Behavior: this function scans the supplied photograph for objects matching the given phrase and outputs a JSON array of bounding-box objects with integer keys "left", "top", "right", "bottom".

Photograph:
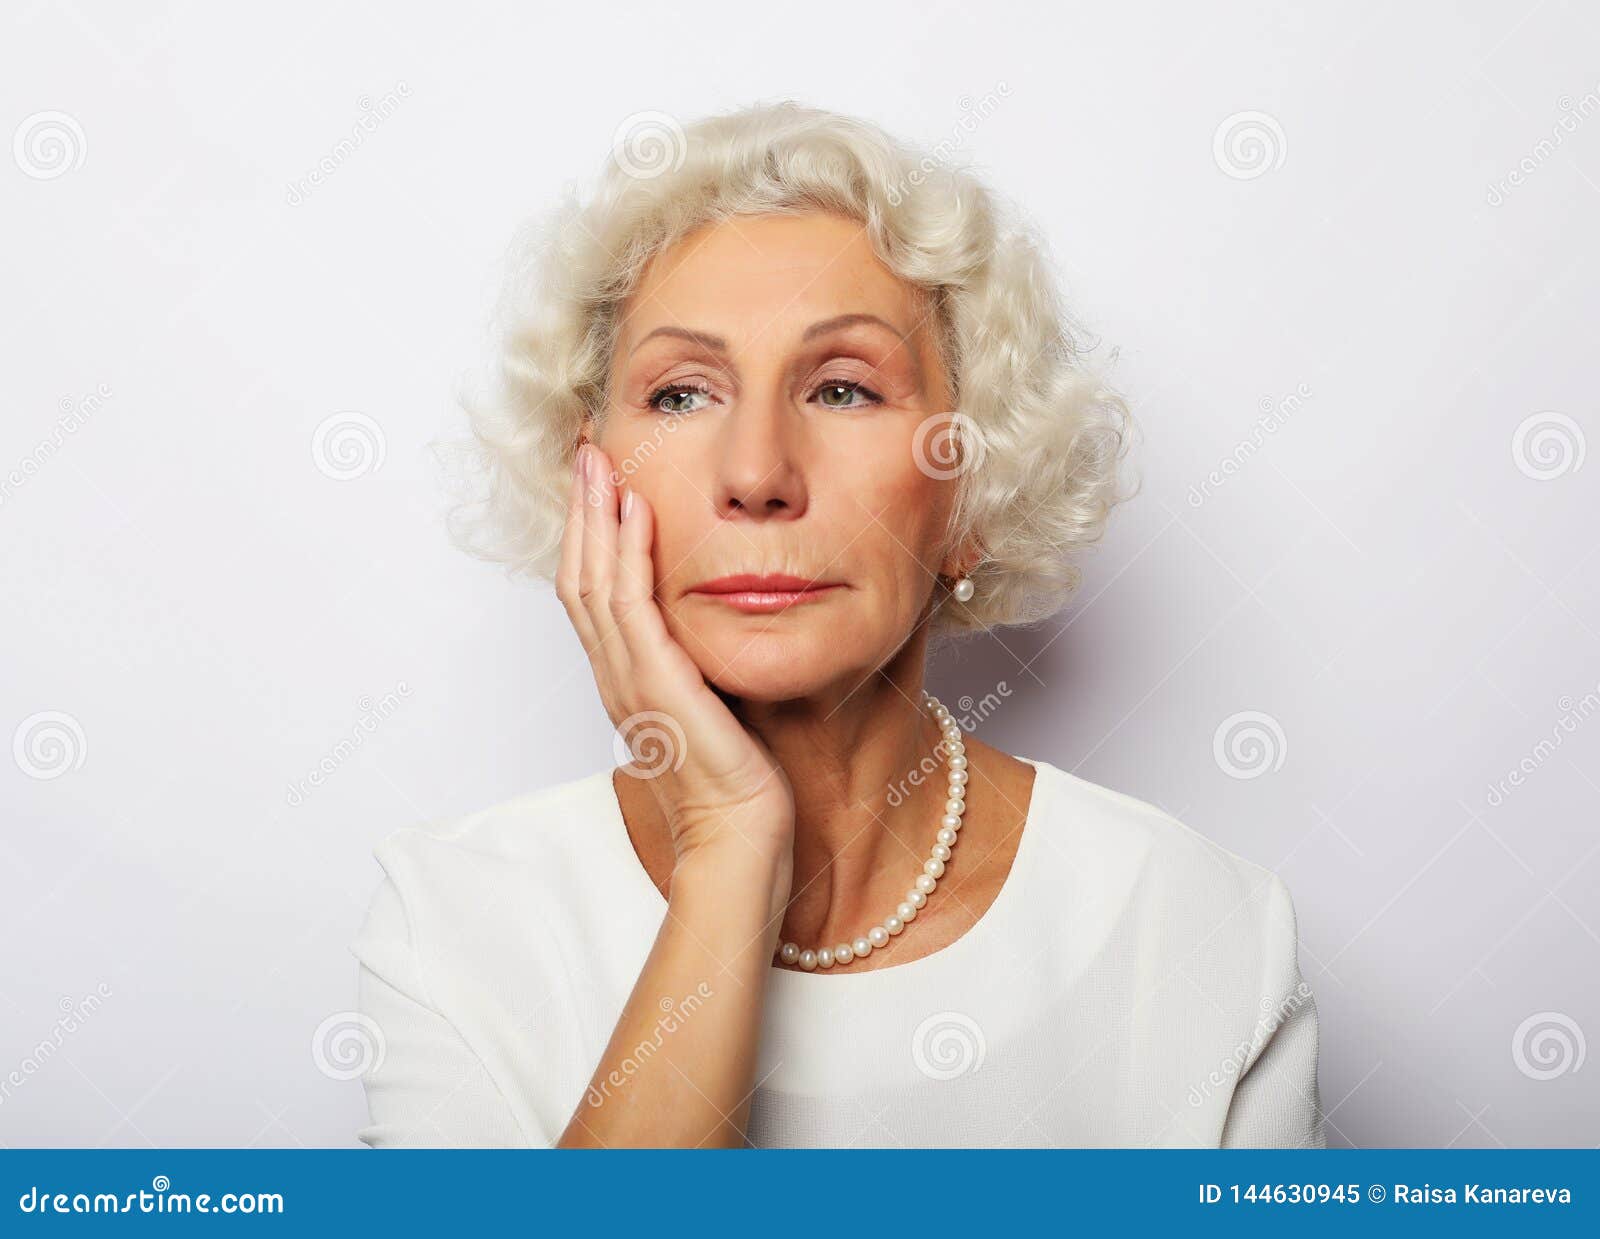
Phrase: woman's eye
[
  {"left": 647, "top": 379, "right": 881, "bottom": 413},
  {"left": 648, "top": 384, "right": 713, "bottom": 414},
  {"left": 813, "top": 381, "right": 881, "bottom": 409}
]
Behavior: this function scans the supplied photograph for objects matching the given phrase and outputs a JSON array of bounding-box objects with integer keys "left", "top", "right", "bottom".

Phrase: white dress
[{"left": 350, "top": 755, "right": 1325, "bottom": 1148}]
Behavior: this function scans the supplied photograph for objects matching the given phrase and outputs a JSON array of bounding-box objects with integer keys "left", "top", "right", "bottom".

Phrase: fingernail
[{"left": 621, "top": 488, "right": 634, "bottom": 520}]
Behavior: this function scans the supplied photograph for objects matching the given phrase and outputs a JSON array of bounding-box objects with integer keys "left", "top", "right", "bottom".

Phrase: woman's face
[{"left": 596, "top": 211, "right": 963, "bottom": 702}]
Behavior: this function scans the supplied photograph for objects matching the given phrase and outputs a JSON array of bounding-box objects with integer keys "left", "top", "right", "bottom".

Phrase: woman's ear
[{"left": 940, "top": 531, "right": 987, "bottom": 581}]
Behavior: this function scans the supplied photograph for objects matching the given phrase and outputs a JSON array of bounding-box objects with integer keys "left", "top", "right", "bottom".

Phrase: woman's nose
[{"left": 712, "top": 391, "right": 808, "bottom": 520}]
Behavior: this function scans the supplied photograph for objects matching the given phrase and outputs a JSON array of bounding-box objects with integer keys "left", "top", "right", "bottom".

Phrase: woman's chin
[{"left": 687, "top": 633, "right": 867, "bottom": 704}]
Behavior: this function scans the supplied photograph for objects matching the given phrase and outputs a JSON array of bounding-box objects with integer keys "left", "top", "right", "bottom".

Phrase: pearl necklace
[{"left": 776, "top": 690, "right": 968, "bottom": 971}]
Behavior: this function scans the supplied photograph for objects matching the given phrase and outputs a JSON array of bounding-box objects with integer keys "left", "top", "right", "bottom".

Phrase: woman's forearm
[{"left": 557, "top": 844, "right": 785, "bottom": 1148}]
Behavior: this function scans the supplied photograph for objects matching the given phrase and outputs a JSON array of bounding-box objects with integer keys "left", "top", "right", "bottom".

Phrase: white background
[{"left": 3, "top": 0, "right": 1596, "bottom": 1147}]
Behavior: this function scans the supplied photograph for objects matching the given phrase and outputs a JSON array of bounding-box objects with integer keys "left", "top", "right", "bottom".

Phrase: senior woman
[{"left": 350, "top": 102, "right": 1324, "bottom": 1149}]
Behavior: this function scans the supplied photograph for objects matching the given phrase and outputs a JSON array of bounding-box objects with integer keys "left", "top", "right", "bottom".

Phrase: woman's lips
[
  {"left": 687, "top": 575, "right": 845, "bottom": 615},
  {"left": 696, "top": 586, "right": 842, "bottom": 614}
]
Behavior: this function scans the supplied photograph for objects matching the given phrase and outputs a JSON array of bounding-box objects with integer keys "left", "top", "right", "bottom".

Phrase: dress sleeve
[
  {"left": 1219, "top": 874, "right": 1327, "bottom": 1148},
  {"left": 350, "top": 872, "right": 540, "bottom": 1148}
]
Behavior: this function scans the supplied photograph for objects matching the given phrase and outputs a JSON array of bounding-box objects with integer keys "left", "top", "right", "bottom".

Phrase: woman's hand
[
  {"left": 556, "top": 441, "right": 796, "bottom": 887},
  {"left": 553, "top": 440, "right": 791, "bottom": 1147}
]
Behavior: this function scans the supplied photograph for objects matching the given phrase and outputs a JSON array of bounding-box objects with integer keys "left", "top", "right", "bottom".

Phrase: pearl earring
[{"left": 951, "top": 576, "right": 975, "bottom": 603}]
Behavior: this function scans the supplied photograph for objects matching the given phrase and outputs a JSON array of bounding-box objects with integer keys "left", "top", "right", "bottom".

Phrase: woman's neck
[
  {"left": 732, "top": 670, "right": 955, "bottom": 947},
  {"left": 612, "top": 664, "right": 1036, "bottom": 964}
]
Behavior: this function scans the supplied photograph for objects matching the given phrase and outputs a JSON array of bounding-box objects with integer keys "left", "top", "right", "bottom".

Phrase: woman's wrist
[
  {"left": 669, "top": 843, "right": 790, "bottom": 942},
  {"left": 671, "top": 840, "right": 786, "bottom": 898}
]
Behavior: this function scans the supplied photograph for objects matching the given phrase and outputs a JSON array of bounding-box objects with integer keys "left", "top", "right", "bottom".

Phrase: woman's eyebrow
[
  {"left": 630, "top": 313, "right": 910, "bottom": 358},
  {"left": 802, "top": 313, "right": 923, "bottom": 387},
  {"left": 801, "top": 313, "right": 908, "bottom": 343},
  {"left": 629, "top": 325, "right": 728, "bottom": 357}
]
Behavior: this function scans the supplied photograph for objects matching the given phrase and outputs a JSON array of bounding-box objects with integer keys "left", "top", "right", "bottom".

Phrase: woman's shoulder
[
  {"left": 372, "top": 765, "right": 616, "bottom": 868},
  {"left": 1025, "top": 756, "right": 1303, "bottom": 946},
  {"left": 354, "top": 766, "right": 622, "bottom": 945}
]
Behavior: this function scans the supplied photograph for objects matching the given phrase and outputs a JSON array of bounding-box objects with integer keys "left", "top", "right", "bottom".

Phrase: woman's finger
[
  {"left": 580, "top": 444, "right": 649, "bottom": 717},
  {"left": 577, "top": 444, "right": 619, "bottom": 639},
  {"left": 556, "top": 444, "right": 599, "bottom": 654},
  {"left": 610, "top": 484, "right": 698, "bottom": 691},
  {"left": 609, "top": 486, "right": 785, "bottom": 788}
]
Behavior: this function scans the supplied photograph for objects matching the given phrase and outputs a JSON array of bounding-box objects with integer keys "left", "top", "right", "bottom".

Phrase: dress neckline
[{"left": 599, "top": 755, "right": 1048, "bottom": 990}]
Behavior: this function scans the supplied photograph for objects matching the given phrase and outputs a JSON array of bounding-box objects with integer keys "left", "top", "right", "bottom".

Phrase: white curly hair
[{"left": 445, "top": 100, "right": 1135, "bottom": 639}]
